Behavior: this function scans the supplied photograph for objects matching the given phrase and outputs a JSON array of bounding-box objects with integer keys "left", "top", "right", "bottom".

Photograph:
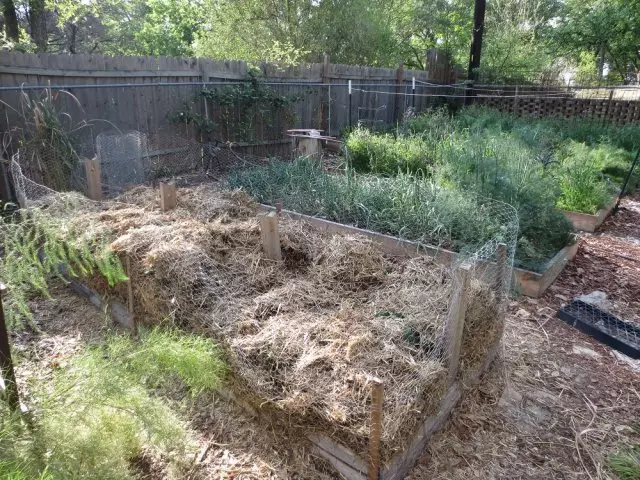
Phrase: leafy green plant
[
  {"left": 0, "top": 205, "right": 128, "bottom": 328},
  {"left": 609, "top": 446, "right": 640, "bottom": 480},
  {"left": 554, "top": 142, "right": 613, "bottom": 213},
  {"left": 0, "top": 327, "right": 225, "bottom": 480},
  {"left": 345, "top": 127, "right": 433, "bottom": 175}
]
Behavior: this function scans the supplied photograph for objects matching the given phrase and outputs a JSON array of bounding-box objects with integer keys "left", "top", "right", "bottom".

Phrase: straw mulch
[{"left": 46, "top": 184, "right": 499, "bottom": 462}]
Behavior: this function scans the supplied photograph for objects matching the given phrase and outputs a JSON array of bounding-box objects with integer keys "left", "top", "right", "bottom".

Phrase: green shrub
[
  {"left": 345, "top": 127, "right": 433, "bottom": 175},
  {"left": 0, "top": 328, "right": 225, "bottom": 480}
]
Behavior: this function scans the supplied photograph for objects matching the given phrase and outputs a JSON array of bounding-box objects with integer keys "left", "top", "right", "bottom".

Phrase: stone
[
  {"left": 572, "top": 345, "right": 602, "bottom": 358},
  {"left": 575, "top": 291, "right": 612, "bottom": 312},
  {"left": 611, "top": 350, "right": 640, "bottom": 372}
]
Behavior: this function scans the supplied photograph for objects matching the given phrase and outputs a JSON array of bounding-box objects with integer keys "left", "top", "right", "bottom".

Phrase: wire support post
[{"left": 0, "top": 284, "right": 20, "bottom": 411}]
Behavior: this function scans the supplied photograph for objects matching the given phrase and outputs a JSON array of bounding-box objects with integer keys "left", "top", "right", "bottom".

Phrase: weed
[
  {"left": 609, "top": 446, "right": 640, "bottom": 480},
  {"left": 0, "top": 327, "right": 225, "bottom": 479}
]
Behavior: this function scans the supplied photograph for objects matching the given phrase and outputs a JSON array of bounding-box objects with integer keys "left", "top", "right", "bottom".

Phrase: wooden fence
[{"left": 0, "top": 51, "right": 454, "bottom": 144}]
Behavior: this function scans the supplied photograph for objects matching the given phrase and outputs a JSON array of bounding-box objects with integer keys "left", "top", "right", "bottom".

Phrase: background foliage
[{"left": 2, "top": 0, "right": 638, "bottom": 83}]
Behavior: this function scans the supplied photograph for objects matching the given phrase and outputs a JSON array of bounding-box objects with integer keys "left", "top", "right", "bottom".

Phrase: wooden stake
[
  {"left": 446, "top": 264, "right": 472, "bottom": 384},
  {"left": 512, "top": 85, "right": 520, "bottom": 116},
  {"left": 159, "top": 182, "right": 177, "bottom": 212},
  {"left": 495, "top": 243, "right": 508, "bottom": 292},
  {"left": 126, "top": 255, "right": 137, "bottom": 337},
  {"left": 260, "top": 211, "right": 282, "bottom": 261},
  {"left": 368, "top": 379, "right": 383, "bottom": 480},
  {"left": 85, "top": 157, "right": 102, "bottom": 201}
]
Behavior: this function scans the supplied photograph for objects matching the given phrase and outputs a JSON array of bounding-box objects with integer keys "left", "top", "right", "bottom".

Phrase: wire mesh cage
[{"left": 96, "top": 131, "right": 148, "bottom": 193}]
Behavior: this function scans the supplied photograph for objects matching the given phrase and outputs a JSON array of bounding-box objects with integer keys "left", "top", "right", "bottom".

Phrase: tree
[
  {"left": 2, "top": 0, "right": 20, "bottom": 41},
  {"left": 28, "top": 0, "right": 47, "bottom": 51},
  {"left": 553, "top": 0, "right": 640, "bottom": 83}
]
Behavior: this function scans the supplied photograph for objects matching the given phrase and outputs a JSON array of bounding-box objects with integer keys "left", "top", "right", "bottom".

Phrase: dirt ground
[
  {"left": 410, "top": 194, "right": 640, "bottom": 480},
  {"left": 9, "top": 194, "right": 640, "bottom": 479}
]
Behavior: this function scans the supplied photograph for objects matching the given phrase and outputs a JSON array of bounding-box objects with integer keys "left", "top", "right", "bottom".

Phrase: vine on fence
[{"left": 172, "top": 73, "right": 302, "bottom": 142}]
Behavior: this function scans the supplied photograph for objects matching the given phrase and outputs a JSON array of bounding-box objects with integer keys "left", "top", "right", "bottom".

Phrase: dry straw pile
[{"left": 43, "top": 184, "right": 500, "bottom": 461}]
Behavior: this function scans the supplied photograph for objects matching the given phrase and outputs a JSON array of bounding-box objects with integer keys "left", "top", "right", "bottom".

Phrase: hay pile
[{"left": 48, "top": 184, "right": 499, "bottom": 461}]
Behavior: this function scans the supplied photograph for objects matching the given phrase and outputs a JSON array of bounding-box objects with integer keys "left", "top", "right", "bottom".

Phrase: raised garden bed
[
  {"left": 28, "top": 184, "right": 513, "bottom": 479},
  {"left": 561, "top": 195, "right": 618, "bottom": 232},
  {"left": 262, "top": 205, "right": 578, "bottom": 298}
]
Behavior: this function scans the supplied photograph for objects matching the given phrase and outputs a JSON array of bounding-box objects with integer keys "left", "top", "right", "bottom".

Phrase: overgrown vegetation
[
  {"left": 0, "top": 202, "right": 128, "bottom": 327},
  {"left": 0, "top": 327, "right": 225, "bottom": 479},
  {"left": 351, "top": 107, "right": 639, "bottom": 215},
  {"left": 2, "top": 89, "right": 89, "bottom": 191},
  {"left": 228, "top": 158, "right": 568, "bottom": 271}
]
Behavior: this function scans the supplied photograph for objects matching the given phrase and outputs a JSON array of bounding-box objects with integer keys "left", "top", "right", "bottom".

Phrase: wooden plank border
[
  {"left": 259, "top": 205, "right": 578, "bottom": 298},
  {"left": 561, "top": 195, "right": 618, "bottom": 232}
]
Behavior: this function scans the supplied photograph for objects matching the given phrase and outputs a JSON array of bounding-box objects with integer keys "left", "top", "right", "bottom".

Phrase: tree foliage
[{"left": 1, "top": 0, "right": 638, "bottom": 84}]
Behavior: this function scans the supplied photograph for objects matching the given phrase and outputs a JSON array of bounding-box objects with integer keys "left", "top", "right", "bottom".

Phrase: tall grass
[
  {"left": 0, "top": 327, "right": 225, "bottom": 479},
  {"left": 2, "top": 88, "right": 91, "bottom": 191},
  {"left": 609, "top": 446, "right": 640, "bottom": 480},
  {"left": 228, "top": 157, "right": 572, "bottom": 271}
]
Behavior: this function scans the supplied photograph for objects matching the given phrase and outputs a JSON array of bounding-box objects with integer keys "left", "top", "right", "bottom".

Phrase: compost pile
[{"left": 41, "top": 184, "right": 500, "bottom": 460}]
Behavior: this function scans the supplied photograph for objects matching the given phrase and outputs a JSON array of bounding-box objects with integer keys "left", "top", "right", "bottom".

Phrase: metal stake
[
  {"left": 615, "top": 147, "right": 640, "bottom": 212},
  {"left": 0, "top": 283, "right": 20, "bottom": 411}
]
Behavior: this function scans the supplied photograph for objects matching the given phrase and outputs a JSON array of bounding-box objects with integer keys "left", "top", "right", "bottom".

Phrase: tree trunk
[
  {"left": 68, "top": 23, "right": 77, "bottom": 53},
  {"left": 2, "top": 0, "right": 19, "bottom": 41},
  {"left": 597, "top": 45, "right": 605, "bottom": 80},
  {"left": 28, "top": 0, "right": 47, "bottom": 52}
]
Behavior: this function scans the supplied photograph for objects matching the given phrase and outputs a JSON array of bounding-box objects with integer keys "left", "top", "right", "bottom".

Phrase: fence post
[
  {"left": 260, "top": 211, "right": 282, "bottom": 261},
  {"left": 412, "top": 77, "right": 416, "bottom": 110},
  {"left": 0, "top": 284, "right": 20, "bottom": 411},
  {"left": 602, "top": 89, "right": 614, "bottom": 126},
  {"left": 512, "top": 85, "right": 519, "bottom": 116},
  {"left": 159, "top": 182, "right": 177, "bottom": 212},
  {"left": 446, "top": 264, "right": 471, "bottom": 384},
  {"left": 494, "top": 243, "right": 508, "bottom": 293},
  {"left": 368, "top": 378, "right": 383, "bottom": 480},
  {"left": 348, "top": 80, "right": 353, "bottom": 130},
  {"left": 126, "top": 255, "right": 138, "bottom": 337},
  {"left": 319, "top": 54, "right": 331, "bottom": 133},
  {"left": 394, "top": 62, "right": 405, "bottom": 124},
  {"left": 85, "top": 157, "right": 102, "bottom": 201}
]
